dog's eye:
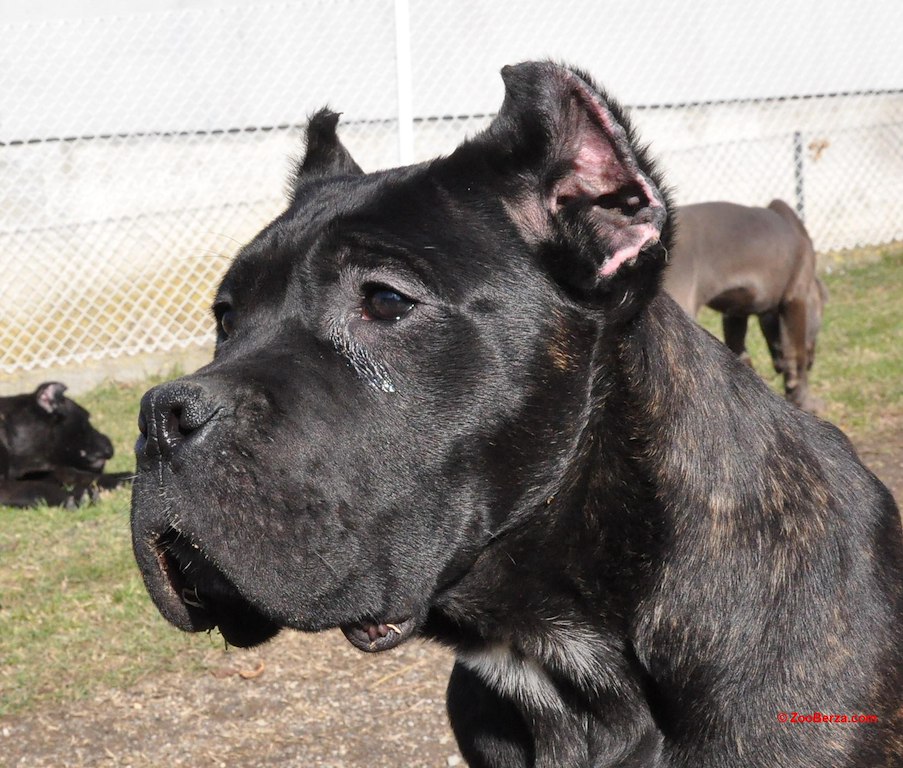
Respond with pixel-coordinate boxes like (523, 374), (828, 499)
(221, 311), (236, 336)
(214, 302), (236, 338)
(361, 286), (415, 322)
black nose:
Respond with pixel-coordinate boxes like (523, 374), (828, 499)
(97, 434), (114, 460)
(138, 380), (221, 464)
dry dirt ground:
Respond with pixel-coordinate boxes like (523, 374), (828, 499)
(3, 431), (902, 768)
(4, 632), (461, 768)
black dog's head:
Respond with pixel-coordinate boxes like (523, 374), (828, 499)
(131, 61), (672, 650)
(0, 382), (114, 479)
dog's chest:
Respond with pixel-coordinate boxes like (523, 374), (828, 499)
(457, 627), (613, 714)
(459, 643), (565, 712)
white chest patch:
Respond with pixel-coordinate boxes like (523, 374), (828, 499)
(458, 624), (621, 714)
(458, 643), (565, 713)
(532, 621), (622, 693)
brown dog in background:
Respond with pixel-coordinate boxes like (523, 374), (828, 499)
(663, 200), (827, 412)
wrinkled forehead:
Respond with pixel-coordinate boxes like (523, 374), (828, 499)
(224, 171), (395, 286)
(220, 163), (528, 301)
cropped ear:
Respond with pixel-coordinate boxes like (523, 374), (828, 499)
(482, 62), (669, 291)
(290, 109), (362, 199)
(36, 382), (67, 414)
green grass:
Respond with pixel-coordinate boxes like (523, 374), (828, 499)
(0, 247), (901, 717)
(0, 495), (212, 715)
(0, 371), (219, 717)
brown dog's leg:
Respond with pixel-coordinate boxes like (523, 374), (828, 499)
(757, 311), (784, 374)
(722, 314), (753, 367)
(779, 298), (814, 410)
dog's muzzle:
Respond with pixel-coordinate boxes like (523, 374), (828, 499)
(133, 522), (280, 648)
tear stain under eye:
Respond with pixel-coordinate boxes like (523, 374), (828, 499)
(329, 323), (396, 394)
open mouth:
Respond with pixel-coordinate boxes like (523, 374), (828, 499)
(135, 518), (422, 653)
(143, 527), (279, 648)
(341, 617), (417, 653)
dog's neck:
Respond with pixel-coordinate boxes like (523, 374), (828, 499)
(421, 290), (843, 764)
(422, 298), (688, 647)
(425, 289), (807, 675)
(616, 292), (818, 544)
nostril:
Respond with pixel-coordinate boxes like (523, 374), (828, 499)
(156, 404), (194, 458)
(138, 379), (223, 464)
(161, 405), (205, 451)
(167, 407), (184, 440)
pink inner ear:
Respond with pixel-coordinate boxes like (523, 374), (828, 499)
(36, 382), (66, 413)
(37, 392), (55, 412)
(574, 126), (630, 191)
(554, 110), (628, 208)
(550, 81), (666, 278)
(600, 222), (662, 277)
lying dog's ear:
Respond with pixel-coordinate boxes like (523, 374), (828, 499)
(35, 382), (67, 414)
(479, 62), (669, 301)
(290, 109), (362, 199)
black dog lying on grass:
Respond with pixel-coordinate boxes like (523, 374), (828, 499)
(0, 382), (131, 508)
(131, 62), (903, 767)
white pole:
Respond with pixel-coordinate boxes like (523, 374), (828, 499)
(394, 0), (415, 165)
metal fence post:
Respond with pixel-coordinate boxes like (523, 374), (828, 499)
(394, 0), (414, 165)
(793, 130), (806, 223)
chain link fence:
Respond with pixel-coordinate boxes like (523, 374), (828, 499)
(2, 0), (901, 388)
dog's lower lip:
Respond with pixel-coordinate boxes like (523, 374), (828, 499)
(153, 535), (190, 600)
(139, 524), (281, 647)
(152, 533), (208, 612)
(181, 585), (206, 608)
(341, 617), (416, 653)
(138, 530), (216, 634)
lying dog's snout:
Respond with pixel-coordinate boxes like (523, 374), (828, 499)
(99, 434), (114, 459)
(82, 434), (114, 470)
(84, 433), (114, 462)
(137, 380), (222, 465)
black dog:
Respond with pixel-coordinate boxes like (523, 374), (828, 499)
(1, 382), (130, 508)
(131, 62), (902, 766)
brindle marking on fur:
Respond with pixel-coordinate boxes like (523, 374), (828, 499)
(627, 303), (834, 556)
(546, 308), (581, 373)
